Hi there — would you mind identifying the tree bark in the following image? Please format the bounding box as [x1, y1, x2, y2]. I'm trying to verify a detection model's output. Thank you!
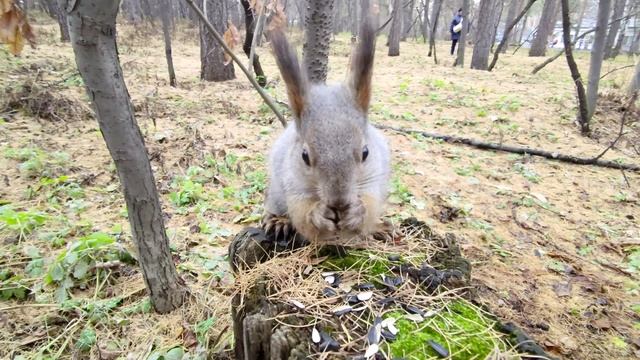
[44, 0, 70, 42]
[629, 59, 640, 96]
[529, 0, 559, 56]
[401, 0, 414, 41]
[471, 0, 497, 70]
[388, 0, 402, 56]
[610, 14, 628, 58]
[61, 0, 186, 313]
[455, 0, 470, 67]
[490, 0, 505, 52]
[200, 0, 235, 81]
[160, 0, 177, 87]
[427, 0, 441, 60]
[303, 0, 335, 83]
[501, 0, 521, 52]
[586, 0, 612, 121]
[421, 0, 430, 42]
[517, 10, 529, 44]
[560, 0, 590, 134]
[604, 0, 626, 59]
[239, 0, 267, 87]
[572, 0, 587, 43]
[488, 0, 537, 71]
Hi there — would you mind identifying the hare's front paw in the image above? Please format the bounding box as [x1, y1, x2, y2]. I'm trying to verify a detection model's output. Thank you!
[261, 212, 294, 241]
[308, 203, 337, 233]
[340, 200, 366, 232]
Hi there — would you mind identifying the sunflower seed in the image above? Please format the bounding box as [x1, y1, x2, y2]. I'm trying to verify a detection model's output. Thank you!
[332, 305, 353, 316]
[424, 310, 438, 318]
[364, 343, 379, 358]
[357, 291, 373, 301]
[322, 287, 338, 297]
[402, 304, 425, 316]
[311, 327, 321, 343]
[387, 254, 401, 261]
[404, 313, 424, 322]
[427, 340, 449, 358]
[355, 283, 375, 291]
[367, 317, 382, 345]
[321, 271, 336, 277]
[346, 294, 360, 304]
[325, 275, 336, 285]
[381, 329, 396, 342]
[319, 331, 340, 351]
[290, 300, 305, 309]
[303, 265, 313, 275]
[387, 323, 399, 335]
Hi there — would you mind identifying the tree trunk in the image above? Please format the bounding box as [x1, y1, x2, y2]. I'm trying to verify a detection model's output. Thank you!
[517, 10, 529, 44]
[388, 0, 402, 56]
[239, 0, 267, 87]
[610, 15, 628, 58]
[586, 0, 612, 121]
[490, 0, 505, 52]
[560, 0, 589, 134]
[529, 0, 559, 56]
[471, 0, 497, 70]
[629, 59, 640, 96]
[44, 0, 70, 42]
[200, 0, 235, 81]
[455, 0, 471, 67]
[604, 0, 626, 59]
[421, 0, 430, 43]
[401, 0, 414, 41]
[159, 0, 177, 87]
[572, 0, 587, 43]
[488, 0, 537, 71]
[303, 0, 335, 83]
[61, 0, 186, 313]
[427, 0, 441, 59]
[501, 0, 521, 52]
[122, 0, 144, 24]
[140, 0, 155, 24]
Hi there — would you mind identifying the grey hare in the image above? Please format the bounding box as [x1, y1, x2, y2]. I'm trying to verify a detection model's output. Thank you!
[263, 16, 391, 243]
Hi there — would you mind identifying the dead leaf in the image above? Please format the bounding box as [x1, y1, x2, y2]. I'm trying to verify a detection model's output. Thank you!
[222, 21, 239, 65]
[182, 323, 198, 349]
[267, 0, 287, 32]
[553, 281, 572, 297]
[0, 2, 36, 55]
[590, 317, 612, 330]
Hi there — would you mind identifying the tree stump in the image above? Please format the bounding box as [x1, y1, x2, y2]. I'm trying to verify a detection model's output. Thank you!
[228, 218, 475, 359]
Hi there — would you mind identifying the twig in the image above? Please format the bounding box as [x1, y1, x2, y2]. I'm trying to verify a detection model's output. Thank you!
[183, 0, 287, 128]
[248, 5, 267, 76]
[376, 124, 640, 171]
[512, 26, 538, 55]
[488, 0, 537, 71]
[0, 303, 58, 312]
[600, 64, 635, 79]
[621, 169, 631, 188]
[590, 92, 637, 161]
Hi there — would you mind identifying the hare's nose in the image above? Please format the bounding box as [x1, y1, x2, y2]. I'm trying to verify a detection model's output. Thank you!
[329, 202, 350, 213]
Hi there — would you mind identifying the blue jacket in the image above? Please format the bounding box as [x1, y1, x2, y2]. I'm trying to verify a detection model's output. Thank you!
[450, 15, 462, 40]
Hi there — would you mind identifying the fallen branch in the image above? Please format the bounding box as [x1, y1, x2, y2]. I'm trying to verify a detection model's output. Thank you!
[591, 92, 637, 161]
[183, 0, 287, 127]
[376, 124, 640, 172]
[600, 64, 635, 80]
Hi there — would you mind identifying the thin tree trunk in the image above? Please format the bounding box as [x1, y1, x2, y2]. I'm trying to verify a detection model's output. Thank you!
[529, 0, 559, 56]
[239, 0, 267, 87]
[517, 10, 529, 44]
[604, 0, 626, 59]
[488, 0, 537, 71]
[455, 0, 470, 67]
[471, 0, 497, 70]
[572, 0, 587, 43]
[45, 0, 70, 41]
[421, 0, 430, 42]
[200, 0, 235, 81]
[560, 0, 590, 134]
[303, 0, 335, 83]
[629, 59, 640, 95]
[401, 0, 414, 41]
[610, 15, 628, 58]
[490, 0, 505, 52]
[388, 0, 402, 56]
[427, 0, 441, 60]
[586, 0, 612, 121]
[501, 0, 521, 53]
[62, 0, 186, 313]
[160, 0, 177, 87]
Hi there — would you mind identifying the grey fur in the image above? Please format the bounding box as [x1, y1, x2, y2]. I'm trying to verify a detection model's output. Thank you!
[264, 17, 391, 242]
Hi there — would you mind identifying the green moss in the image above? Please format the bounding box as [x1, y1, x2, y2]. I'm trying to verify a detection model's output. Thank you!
[386, 301, 506, 359]
[322, 250, 392, 276]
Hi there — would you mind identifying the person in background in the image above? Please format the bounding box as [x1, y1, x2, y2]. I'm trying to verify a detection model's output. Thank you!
[450, 8, 463, 56]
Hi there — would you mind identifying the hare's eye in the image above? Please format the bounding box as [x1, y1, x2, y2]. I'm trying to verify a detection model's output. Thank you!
[362, 145, 369, 162]
[302, 149, 310, 166]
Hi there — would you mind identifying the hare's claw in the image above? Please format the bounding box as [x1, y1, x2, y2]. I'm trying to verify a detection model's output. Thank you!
[262, 213, 295, 241]
[372, 220, 401, 243]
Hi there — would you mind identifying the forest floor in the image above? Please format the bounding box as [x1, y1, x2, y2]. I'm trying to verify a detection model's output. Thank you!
[1, 16, 639, 360]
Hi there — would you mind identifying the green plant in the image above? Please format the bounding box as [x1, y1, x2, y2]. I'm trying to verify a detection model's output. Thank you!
[389, 177, 412, 205]
[44, 232, 135, 302]
[513, 163, 541, 183]
[169, 178, 205, 207]
[0, 269, 29, 300]
[4, 147, 70, 178]
[0, 206, 47, 239]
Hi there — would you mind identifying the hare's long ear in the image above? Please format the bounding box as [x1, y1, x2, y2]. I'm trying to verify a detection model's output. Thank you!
[270, 30, 308, 125]
[349, 15, 377, 113]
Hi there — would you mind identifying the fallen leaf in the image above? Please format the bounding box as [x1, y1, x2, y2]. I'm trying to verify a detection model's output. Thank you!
[222, 21, 240, 65]
[0, 2, 35, 55]
[590, 317, 612, 330]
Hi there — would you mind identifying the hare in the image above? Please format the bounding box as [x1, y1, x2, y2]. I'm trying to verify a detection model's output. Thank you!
[262, 17, 391, 243]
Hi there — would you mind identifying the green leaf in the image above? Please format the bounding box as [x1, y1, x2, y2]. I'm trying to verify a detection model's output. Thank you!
[76, 327, 96, 352]
[49, 263, 65, 282]
[164, 347, 184, 360]
[54, 285, 68, 303]
[25, 258, 44, 277]
[73, 259, 90, 279]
